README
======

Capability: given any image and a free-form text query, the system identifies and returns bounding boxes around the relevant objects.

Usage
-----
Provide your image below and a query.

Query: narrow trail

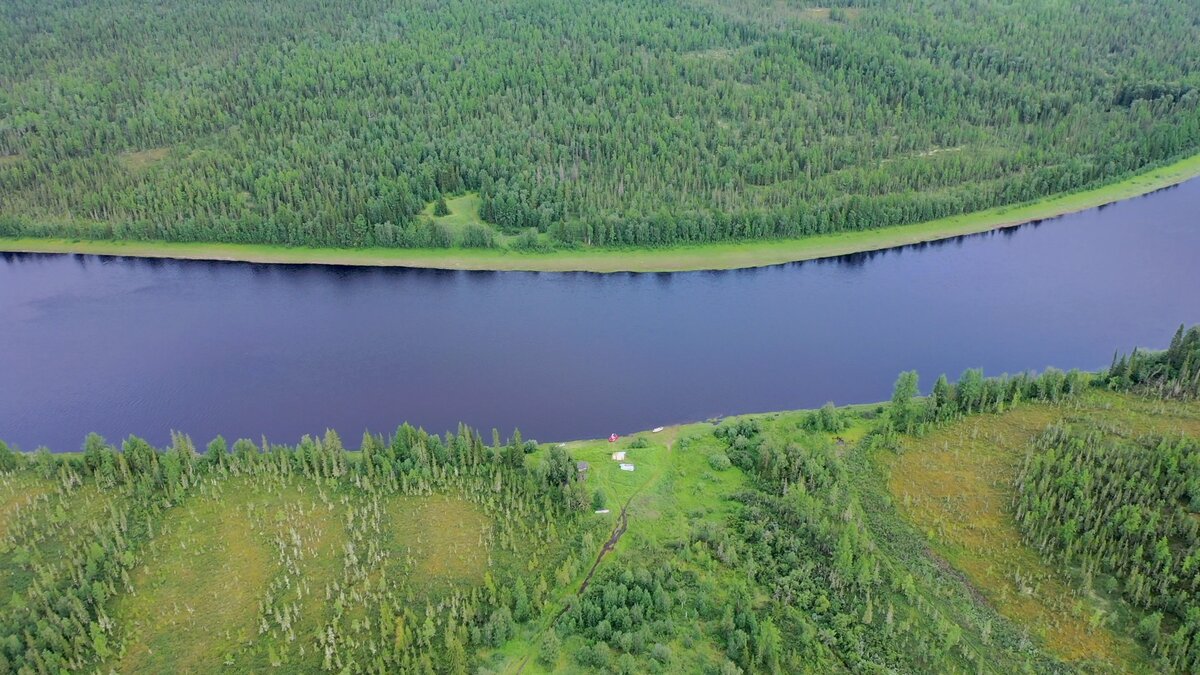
[510,435,675,673]
[577,501,630,595]
[511,497,633,674]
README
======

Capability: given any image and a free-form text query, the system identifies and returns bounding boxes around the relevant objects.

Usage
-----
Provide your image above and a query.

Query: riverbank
[4,152,1200,272]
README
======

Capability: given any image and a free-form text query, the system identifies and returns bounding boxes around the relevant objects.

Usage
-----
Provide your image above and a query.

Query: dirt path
[577,503,630,596]
[510,435,675,673]
[512,499,632,674]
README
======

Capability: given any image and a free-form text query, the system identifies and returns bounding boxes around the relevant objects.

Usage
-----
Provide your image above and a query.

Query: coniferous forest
[2,0,1200,250]
[1,327,1197,673]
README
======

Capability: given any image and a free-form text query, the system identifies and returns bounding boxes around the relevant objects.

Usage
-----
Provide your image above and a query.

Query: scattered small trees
[0,420,600,673]
[1016,424,1200,671]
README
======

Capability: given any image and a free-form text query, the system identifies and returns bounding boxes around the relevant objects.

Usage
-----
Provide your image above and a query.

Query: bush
[509,227,550,252]
[707,453,732,471]
[651,643,672,664]
[803,402,848,433]
[538,630,561,667]
[461,223,496,248]
[575,642,613,668]
[0,441,19,472]
[1136,611,1162,645]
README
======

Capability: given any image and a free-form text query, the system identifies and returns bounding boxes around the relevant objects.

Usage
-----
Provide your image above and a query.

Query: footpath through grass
[4,152,1200,272]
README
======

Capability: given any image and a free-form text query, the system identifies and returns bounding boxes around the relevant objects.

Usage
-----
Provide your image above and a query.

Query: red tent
[609,433,619,443]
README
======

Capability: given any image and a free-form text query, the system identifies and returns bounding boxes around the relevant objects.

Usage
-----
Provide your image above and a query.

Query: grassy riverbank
[4,152,1200,272]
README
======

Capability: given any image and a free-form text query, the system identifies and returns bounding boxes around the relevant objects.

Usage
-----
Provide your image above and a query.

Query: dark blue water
[3,180,1200,451]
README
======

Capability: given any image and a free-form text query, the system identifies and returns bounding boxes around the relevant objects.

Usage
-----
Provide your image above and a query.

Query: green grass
[419,192,484,234]
[386,494,491,589]
[111,478,277,673]
[4,152,1199,272]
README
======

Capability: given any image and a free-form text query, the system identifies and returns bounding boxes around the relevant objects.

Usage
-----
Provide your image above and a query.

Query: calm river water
[3,181,1200,451]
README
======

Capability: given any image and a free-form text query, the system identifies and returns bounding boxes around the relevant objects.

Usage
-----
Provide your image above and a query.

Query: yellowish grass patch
[387,494,492,585]
[118,147,170,172]
[796,7,863,22]
[113,481,274,674]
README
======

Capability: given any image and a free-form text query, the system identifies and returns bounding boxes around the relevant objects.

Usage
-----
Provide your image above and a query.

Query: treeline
[885,366,1088,435]
[1104,324,1200,400]
[0,424,596,673]
[1,0,1199,249]
[1015,424,1200,671]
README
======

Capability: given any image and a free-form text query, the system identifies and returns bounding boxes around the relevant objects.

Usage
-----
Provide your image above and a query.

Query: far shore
[4,152,1200,273]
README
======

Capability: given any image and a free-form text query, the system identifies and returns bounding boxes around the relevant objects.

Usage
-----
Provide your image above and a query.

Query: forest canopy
[2,0,1200,250]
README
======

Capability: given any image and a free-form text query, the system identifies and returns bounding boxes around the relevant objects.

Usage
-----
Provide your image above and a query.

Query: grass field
[117,147,170,173]
[882,390,1200,671]
[386,494,491,587]
[103,476,500,673]
[419,192,484,235]
[4,152,1199,272]
[113,480,275,673]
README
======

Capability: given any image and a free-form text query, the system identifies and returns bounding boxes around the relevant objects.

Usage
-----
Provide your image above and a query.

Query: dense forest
[5,328,1198,672]
[2,0,1199,250]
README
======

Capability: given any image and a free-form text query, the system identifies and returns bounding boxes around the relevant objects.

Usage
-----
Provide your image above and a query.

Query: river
[3,180,1200,451]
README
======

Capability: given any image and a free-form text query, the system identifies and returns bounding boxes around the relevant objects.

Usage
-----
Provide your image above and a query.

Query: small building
[576,461,590,478]
[611,451,626,461]
[619,463,635,472]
